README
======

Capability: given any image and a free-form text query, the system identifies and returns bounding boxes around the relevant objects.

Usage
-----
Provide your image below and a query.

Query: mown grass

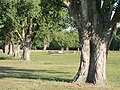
[0,50,120,90]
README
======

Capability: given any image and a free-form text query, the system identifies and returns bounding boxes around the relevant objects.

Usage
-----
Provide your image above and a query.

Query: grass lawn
[0,50,120,90]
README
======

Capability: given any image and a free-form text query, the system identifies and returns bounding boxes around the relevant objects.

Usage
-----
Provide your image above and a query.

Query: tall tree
[0,0,40,60]
[42,0,120,85]
[63,0,120,85]
[0,0,17,55]
[14,0,41,60]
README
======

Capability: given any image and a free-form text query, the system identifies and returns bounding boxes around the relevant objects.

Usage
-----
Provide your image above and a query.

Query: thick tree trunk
[72,25,90,83]
[22,46,31,61]
[86,39,107,85]
[21,37,32,61]
[72,0,92,83]
[71,1,109,84]
[21,34,31,61]
[72,36,108,85]
[64,0,117,85]
[72,39,90,83]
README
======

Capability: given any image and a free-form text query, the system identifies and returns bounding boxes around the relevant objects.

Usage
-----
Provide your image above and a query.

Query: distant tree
[68,30,79,50]
[14,0,41,60]
[0,0,20,56]
[36,3,70,50]
[0,0,40,60]
[50,29,79,50]
[110,27,120,50]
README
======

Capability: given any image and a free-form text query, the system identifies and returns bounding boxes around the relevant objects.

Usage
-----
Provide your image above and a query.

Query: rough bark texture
[72,36,90,83]
[72,0,91,83]
[87,39,107,84]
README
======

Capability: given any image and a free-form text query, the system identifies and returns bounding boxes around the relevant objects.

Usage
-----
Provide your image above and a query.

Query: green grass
[0,50,120,90]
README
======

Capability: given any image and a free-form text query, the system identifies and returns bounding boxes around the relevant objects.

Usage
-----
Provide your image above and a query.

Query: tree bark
[8,41,13,55]
[22,46,31,61]
[3,44,9,54]
[86,39,107,85]
[13,45,20,57]
[72,38,90,83]
[21,17,32,61]
[21,34,32,61]
[72,25,90,83]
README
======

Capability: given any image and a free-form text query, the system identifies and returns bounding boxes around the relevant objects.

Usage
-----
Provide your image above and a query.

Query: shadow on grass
[0,66,72,82]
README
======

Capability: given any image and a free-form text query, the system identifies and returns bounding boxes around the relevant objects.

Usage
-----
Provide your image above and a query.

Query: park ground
[0,50,120,90]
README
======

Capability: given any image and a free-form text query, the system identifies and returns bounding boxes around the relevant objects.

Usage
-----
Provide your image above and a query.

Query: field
[0,50,120,90]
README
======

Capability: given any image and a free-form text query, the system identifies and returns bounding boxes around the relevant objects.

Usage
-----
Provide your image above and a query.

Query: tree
[0,0,19,56]
[53,31,67,50]
[14,0,41,60]
[63,0,120,85]
[50,30,79,50]
[38,2,70,50]
[0,0,40,60]
[67,30,79,50]
[42,0,120,85]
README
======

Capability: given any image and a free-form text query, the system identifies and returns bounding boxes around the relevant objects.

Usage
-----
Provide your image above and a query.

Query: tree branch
[111,2,120,25]
[15,29,23,42]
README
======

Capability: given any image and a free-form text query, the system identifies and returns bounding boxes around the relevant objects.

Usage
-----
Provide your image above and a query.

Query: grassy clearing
[0,50,120,90]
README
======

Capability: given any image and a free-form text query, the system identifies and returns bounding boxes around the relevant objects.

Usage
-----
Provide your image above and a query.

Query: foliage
[0,0,18,45]
[110,27,120,50]
[49,29,79,50]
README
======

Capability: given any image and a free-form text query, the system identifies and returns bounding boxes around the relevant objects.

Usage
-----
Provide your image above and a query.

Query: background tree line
[0,0,119,52]
[0,0,120,61]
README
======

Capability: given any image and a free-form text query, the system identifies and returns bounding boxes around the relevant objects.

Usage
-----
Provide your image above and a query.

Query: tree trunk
[66,47,69,51]
[3,44,9,54]
[86,39,107,85]
[13,45,20,58]
[72,39,90,83]
[72,0,92,83]
[64,0,117,85]
[72,35,108,85]
[43,44,47,50]
[22,46,31,61]
[8,42,13,55]
[21,18,32,61]
[21,36,32,61]
[72,25,90,83]
[61,47,64,51]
